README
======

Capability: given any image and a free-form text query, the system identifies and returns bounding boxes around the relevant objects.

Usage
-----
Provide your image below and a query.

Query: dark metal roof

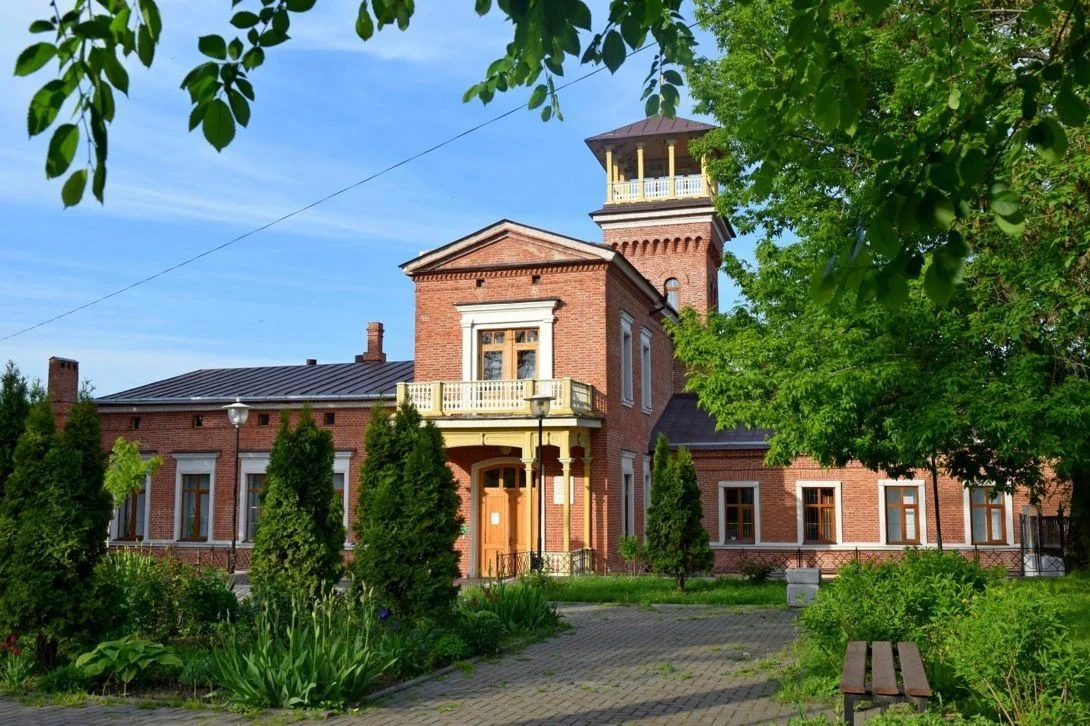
[96,360,413,405]
[586,116,717,144]
[650,393,771,451]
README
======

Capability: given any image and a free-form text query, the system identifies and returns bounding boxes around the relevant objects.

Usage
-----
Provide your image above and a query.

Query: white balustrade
[674,173,706,196]
[402,379,595,416]
[610,174,707,202]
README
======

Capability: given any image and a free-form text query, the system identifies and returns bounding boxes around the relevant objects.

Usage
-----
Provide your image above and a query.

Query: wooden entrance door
[479,465,527,576]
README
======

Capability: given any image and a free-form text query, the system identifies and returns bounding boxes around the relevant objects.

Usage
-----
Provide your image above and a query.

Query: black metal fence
[1020,513,1069,576]
[495,548,597,578]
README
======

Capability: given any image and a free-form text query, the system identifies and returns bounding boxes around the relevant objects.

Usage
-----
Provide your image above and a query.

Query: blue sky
[0,1,755,395]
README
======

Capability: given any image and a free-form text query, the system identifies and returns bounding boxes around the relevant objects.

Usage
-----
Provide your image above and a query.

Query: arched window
[664,278,680,311]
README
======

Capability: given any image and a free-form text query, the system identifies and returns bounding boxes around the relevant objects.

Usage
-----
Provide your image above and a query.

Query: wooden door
[480,489,510,577]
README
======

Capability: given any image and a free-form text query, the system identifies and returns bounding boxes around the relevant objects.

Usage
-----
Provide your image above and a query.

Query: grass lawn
[1014,570,1090,654]
[549,574,785,607]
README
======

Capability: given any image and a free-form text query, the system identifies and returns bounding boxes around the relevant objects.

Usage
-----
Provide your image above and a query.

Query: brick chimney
[356,322,386,363]
[48,356,79,426]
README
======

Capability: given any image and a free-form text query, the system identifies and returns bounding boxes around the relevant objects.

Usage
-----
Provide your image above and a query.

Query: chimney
[305,358,317,366]
[357,322,386,363]
[48,356,79,426]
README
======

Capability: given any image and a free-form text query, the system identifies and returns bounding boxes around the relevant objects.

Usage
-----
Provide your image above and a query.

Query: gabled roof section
[586,116,717,145]
[651,393,771,451]
[96,360,413,406]
[400,219,612,274]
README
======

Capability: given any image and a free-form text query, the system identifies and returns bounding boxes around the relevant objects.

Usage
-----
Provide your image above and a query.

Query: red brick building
[68,117,1064,577]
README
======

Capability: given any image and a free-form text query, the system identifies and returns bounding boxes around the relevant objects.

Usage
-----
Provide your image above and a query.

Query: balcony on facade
[396,378,597,418]
[609,173,710,203]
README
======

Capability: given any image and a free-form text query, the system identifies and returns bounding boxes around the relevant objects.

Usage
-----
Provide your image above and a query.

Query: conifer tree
[646,434,713,591]
[0,362,31,498]
[249,408,344,602]
[352,403,463,622]
[0,395,112,665]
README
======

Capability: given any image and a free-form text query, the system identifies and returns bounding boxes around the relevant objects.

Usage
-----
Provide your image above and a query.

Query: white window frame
[238,452,270,543]
[639,327,652,414]
[173,453,218,543]
[718,481,760,545]
[455,300,558,381]
[963,484,1015,546]
[795,480,843,545]
[878,479,927,546]
[620,451,636,537]
[642,455,652,540]
[110,469,152,543]
[333,451,352,534]
[620,311,634,407]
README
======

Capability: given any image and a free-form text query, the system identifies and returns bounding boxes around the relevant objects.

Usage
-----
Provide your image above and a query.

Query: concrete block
[787,583,818,607]
[785,567,821,585]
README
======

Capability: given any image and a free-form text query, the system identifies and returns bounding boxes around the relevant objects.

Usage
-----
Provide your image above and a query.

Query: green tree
[646,433,713,590]
[0,395,112,666]
[0,362,32,498]
[352,403,464,622]
[103,436,163,508]
[249,408,345,602]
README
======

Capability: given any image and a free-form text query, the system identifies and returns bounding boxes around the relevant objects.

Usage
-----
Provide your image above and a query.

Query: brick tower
[587,117,732,316]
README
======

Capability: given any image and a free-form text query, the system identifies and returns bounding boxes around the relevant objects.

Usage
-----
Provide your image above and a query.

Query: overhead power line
[0,29,680,344]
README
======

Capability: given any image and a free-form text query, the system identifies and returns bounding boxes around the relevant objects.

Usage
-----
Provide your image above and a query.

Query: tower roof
[585,115,716,146]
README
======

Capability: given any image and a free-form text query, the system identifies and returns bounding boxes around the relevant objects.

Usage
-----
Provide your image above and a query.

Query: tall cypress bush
[0,361,32,498]
[0,395,112,665]
[352,403,463,622]
[646,433,713,590]
[250,408,344,602]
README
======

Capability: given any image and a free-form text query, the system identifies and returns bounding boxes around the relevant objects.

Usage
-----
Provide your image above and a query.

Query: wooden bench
[840,641,932,725]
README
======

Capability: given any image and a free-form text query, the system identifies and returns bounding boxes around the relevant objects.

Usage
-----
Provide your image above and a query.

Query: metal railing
[397,378,596,417]
[495,549,597,578]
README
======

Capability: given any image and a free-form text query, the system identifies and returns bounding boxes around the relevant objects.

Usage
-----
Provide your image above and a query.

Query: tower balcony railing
[396,378,597,418]
[609,173,709,203]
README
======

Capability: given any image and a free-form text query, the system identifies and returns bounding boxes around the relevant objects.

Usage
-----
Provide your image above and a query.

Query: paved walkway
[0,604,824,725]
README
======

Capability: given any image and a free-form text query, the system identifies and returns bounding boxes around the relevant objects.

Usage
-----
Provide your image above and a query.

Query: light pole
[526,393,552,571]
[223,397,251,573]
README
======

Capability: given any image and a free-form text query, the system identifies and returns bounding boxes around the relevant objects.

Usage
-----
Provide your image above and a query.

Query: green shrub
[740,560,776,583]
[75,636,182,696]
[0,634,34,692]
[37,663,92,693]
[376,625,431,681]
[459,610,504,656]
[517,570,558,593]
[618,535,648,574]
[865,707,994,725]
[462,582,559,636]
[941,584,1090,724]
[210,594,392,708]
[799,549,996,684]
[177,653,215,695]
[645,435,713,590]
[177,566,238,637]
[428,632,470,666]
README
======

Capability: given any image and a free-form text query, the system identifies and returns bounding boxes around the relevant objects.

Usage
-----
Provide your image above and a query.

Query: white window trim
[238,452,270,543]
[963,485,1015,547]
[620,311,634,407]
[718,481,761,545]
[639,327,652,414]
[110,470,152,542]
[795,480,843,545]
[173,453,218,543]
[642,455,652,541]
[877,479,928,546]
[469,456,524,579]
[334,451,352,534]
[455,300,558,381]
[620,451,636,537]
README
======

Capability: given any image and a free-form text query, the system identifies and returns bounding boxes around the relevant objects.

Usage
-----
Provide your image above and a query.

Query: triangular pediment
[402,220,612,274]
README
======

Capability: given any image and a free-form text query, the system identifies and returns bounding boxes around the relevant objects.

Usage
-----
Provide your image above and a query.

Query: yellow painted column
[667,138,676,197]
[522,431,535,553]
[701,154,710,197]
[604,146,614,203]
[583,454,593,550]
[636,142,646,201]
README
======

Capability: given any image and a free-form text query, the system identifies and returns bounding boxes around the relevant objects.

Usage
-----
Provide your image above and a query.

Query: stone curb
[366,659,474,702]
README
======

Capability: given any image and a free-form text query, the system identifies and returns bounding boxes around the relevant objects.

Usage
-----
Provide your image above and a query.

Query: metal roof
[650,393,771,451]
[96,360,413,405]
[586,116,717,145]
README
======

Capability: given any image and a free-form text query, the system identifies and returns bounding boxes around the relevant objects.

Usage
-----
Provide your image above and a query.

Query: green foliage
[96,550,237,642]
[210,594,392,708]
[739,560,775,584]
[865,709,994,726]
[0,634,35,692]
[457,609,504,656]
[427,631,470,666]
[103,437,161,508]
[352,404,463,623]
[250,408,345,604]
[0,398,113,666]
[37,663,92,694]
[177,652,215,695]
[645,434,713,590]
[517,569,559,594]
[460,582,560,636]
[548,574,785,607]
[75,636,182,694]
[942,584,1090,724]
[618,534,648,574]
[0,361,31,498]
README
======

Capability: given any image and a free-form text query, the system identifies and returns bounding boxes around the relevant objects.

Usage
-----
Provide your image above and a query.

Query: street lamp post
[525,393,552,572]
[223,397,251,574]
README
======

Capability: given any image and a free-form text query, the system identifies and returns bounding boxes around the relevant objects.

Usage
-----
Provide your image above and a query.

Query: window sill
[621,399,634,408]
[887,540,921,547]
[641,406,652,415]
